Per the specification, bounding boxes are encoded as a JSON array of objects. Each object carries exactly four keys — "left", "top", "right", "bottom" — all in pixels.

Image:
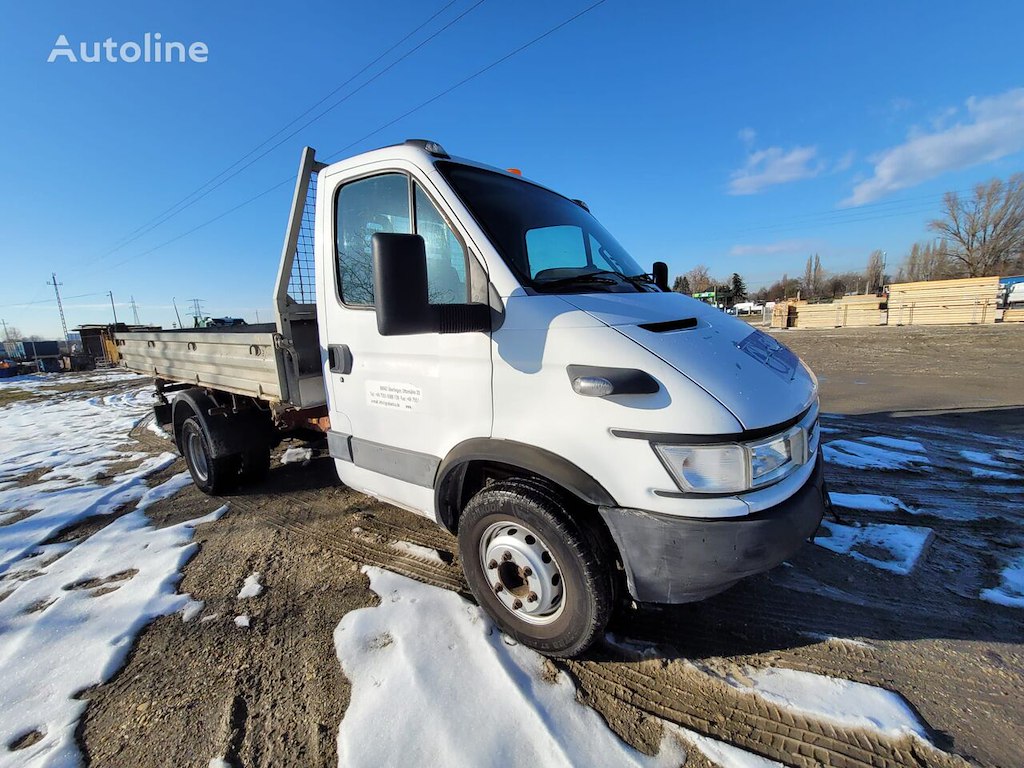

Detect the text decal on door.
[{"left": 366, "top": 381, "right": 422, "bottom": 411}]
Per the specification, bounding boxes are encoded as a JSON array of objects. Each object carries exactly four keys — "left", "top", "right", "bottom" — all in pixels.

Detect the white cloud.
[
  {"left": 729, "top": 145, "right": 824, "bottom": 195},
  {"left": 730, "top": 239, "right": 813, "bottom": 256},
  {"left": 737, "top": 127, "right": 757, "bottom": 146},
  {"left": 843, "top": 87, "right": 1024, "bottom": 206},
  {"left": 833, "top": 150, "right": 855, "bottom": 173}
]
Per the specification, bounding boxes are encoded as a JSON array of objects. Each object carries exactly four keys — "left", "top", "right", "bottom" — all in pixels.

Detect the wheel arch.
[{"left": 434, "top": 438, "right": 617, "bottom": 534}]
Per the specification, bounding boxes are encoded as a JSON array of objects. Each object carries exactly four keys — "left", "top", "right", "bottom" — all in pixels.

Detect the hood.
[{"left": 560, "top": 293, "right": 817, "bottom": 430}]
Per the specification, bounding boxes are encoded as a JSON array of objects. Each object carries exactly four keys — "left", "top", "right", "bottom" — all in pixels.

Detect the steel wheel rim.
[
  {"left": 187, "top": 430, "right": 209, "bottom": 482},
  {"left": 479, "top": 520, "right": 565, "bottom": 626}
]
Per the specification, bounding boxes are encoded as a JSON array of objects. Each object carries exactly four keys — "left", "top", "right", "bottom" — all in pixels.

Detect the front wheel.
[{"left": 457, "top": 479, "right": 614, "bottom": 657}]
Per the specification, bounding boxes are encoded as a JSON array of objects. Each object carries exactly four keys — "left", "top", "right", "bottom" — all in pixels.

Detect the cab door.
[{"left": 317, "top": 162, "right": 492, "bottom": 517}]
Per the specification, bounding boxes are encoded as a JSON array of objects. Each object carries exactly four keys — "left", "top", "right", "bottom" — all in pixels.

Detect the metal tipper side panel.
[{"left": 120, "top": 329, "right": 285, "bottom": 401}]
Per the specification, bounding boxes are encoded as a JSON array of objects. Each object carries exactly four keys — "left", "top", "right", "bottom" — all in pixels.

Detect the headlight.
[
  {"left": 654, "top": 444, "right": 748, "bottom": 494},
  {"left": 654, "top": 416, "right": 813, "bottom": 495},
  {"left": 748, "top": 425, "right": 805, "bottom": 488}
]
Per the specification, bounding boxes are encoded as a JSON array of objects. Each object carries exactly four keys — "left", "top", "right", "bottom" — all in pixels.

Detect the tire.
[
  {"left": 457, "top": 479, "right": 614, "bottom": 657},
  {"left": 180, "top": 416, "right": 240, "bottom": 495}
]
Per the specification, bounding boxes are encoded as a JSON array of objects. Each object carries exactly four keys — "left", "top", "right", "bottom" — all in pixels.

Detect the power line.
[
  {"left": 100, "top": 0, "right": 611, "bottom": 272},
  {"left": 90, "top": 0, "right": 481, "bottom": 266}
]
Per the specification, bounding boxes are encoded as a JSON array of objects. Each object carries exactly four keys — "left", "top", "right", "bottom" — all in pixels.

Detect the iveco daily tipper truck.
[{"left": 119, "top": 141, "right": 827, "bottom": 656}]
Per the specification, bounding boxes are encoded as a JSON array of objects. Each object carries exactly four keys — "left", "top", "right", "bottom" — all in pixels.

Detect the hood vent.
[{"left": 637, "top": 317, "right": 698, "bottom": 333}]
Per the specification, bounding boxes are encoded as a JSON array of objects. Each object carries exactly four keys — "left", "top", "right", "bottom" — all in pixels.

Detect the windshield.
[{"left": 437, "top": 162, "right": 652, "bottom": 293}]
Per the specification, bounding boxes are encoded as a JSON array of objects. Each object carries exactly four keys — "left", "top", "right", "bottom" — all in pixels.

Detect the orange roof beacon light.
[{"left": 506, "top": 168, "right": 523, "bottom": 176}]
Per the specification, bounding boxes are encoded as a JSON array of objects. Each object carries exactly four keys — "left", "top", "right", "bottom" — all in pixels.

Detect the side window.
[
  {"left": 335, "top": 173, "right": 410, "bottom": 305},
  {"left": 414, "top": 184, "right": 468, "bottom": 304}
]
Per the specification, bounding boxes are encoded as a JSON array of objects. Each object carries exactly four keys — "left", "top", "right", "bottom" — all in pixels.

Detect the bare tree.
[
  {"left": 865, "top": 250, "right": 885, "bottom": 293},
  {"left": 2, "top": 325, "right": 22, "bottom": 341},
  {"left": 802, "top": 254, "right": 825, "bottom": 298},
  {"left": 685, "top": 264, "right": 712, "bottom": 293},
  {"left": 895, "top": 241, "right": 957, "bottom": 282},
  {"left": 929, "top": 174, "right": 1024, "bottom": 277}
]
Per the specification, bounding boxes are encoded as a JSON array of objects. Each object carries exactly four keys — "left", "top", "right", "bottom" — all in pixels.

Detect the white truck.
[{"left": 119, "top": 141, "right": 827, "bottom": 656}]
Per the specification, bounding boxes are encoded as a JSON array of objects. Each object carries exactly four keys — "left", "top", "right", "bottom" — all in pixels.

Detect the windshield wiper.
[
  {"left": 533, "top": 270, "right": 623, "bottom": 290},
  {"left": 623, "top": 272, "right": 658, "bottom": 289}
]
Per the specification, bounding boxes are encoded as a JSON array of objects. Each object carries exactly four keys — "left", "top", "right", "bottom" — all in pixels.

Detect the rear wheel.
[
  {"left": 180, "top": 416, "right": 240, "bottom": 495},
  {"left": 457, "top": 479, "right": 614, "bottom": 657}
]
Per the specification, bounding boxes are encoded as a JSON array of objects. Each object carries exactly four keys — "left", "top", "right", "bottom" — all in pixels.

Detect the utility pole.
[
  {"left": 108, "top": 291, "right": 119, "bottom": 325},
  {"left": 129, "top": 296, "right": 140, "bottom": 325},
  {"left": 0, "top": 318, "right": 9, "bottom": 340},
  {"left": 48, "top": 273, "right": 69, "bottom": 342},
  {"left": 172, "top": 297, "right": 183, "bottom": 328},
  {"left": 189, "top": 298, "right": 205, "bottom": 328}
]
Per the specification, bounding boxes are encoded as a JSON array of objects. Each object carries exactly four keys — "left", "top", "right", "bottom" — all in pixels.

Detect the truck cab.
[
  {"left": 126, "top": 140, "right": 827, "bottom": 657},
  {"left": 314, "top": 140, "right": 825, "bottom": 655}
]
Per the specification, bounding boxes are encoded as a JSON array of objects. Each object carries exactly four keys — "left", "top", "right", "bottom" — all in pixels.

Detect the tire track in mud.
[{"left": 564, "top": 658, "right": 968, "bottom": 768}]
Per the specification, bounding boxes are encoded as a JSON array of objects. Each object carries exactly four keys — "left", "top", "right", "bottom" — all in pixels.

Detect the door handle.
[{"left": 328, "top": 344, "right": 352, "bottom": 375}]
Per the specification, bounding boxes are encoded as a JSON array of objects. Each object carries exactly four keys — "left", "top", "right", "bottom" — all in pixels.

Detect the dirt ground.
[{"left": 65, "top": 324, "right": 1024, "bottom": 767}]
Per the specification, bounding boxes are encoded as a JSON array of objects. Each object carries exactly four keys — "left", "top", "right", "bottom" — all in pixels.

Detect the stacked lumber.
[
  {"left": 1003, "top": 307, "right": 1024, "bottom": 323},
  {"left": 790, "top": 295, "right": 886, "bottom": 329},
  {"left": 887, "top": 277, "right": 1001, "bottom": 326},
  {"left": 770, "top": 302, "right": 794, "bottom": 329}
]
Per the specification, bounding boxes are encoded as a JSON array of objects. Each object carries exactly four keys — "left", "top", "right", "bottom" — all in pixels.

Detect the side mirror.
[
  {"left": 371, "top": 232, "right": 492, "bottom": 336},
  {"left": 372, "top": 233, "right": 435, "bottom": 336},
  {"left": 652, "top": 261, "right": 669, "bottom": 291}
]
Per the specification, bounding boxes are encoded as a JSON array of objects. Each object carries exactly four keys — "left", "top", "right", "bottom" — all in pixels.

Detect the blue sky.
[{"left": 2, "top": 0, "right": 1023, "bottom": 337}]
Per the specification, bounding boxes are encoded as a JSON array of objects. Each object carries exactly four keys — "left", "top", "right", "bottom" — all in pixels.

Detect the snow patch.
[
  {"left": 181, "top": 599, "right": 204, "bottom": 622},
  {"left": 237, "top": 572, "right": 263, "bottom": 599},
  {"left": 682, "top": 731, "right": 784, "bottom": 768},
  {"left": 389, "top": 540, "right": 445, "bottom": 565},
  {"left": 979, "top": 553, "right": 1024, "bottom": 608},
  {"left": 334, "top": 567, "right": 689, "bottom": 767},
  {"left": 959, "top": 449, "right": 1015, "bottom": 468},
  {"left": 862, "top": 436, "right": 926, "bottom": 453},
  {"left": 724, "top": 666, "right": 929, "bottom": 740},
  {"left": 234, "top": 614, "right": 251, "bottom": 628},
  {"left": 146, "top": 419, "right": 172, "bottom": 440},
  {"left": 281, "top": 447, "right": 312, "bottom": 465},
  {"left": 0, "top": 385, "right": 178, "bottom": 570},
  {"left": 814, "top": 520, "right": 933, "bottom": 574},
  {"left": 828, "top": 492, "right": 911, "bottom": 513},
  {"left": 823, "top": 439, "right": 930, "bottom": 471},
  {"left": 0, "top": 472, "right": 225, "bottom": 768},
  {"left": 968, "top": 466, "right": 1022, "bottom": 480}
]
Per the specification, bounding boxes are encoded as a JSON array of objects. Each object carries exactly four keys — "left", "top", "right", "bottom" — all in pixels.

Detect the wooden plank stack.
[
  {"left": 1003, "top": 307, "right": 1024, "bottom": 323},
  {"left": 789, "top": 294, "right": 886, "bottom": 329},
  {"left": 770, "top": 302, "right": 794, "bottom": 329},
  {"left": 887, "top": 276, "right": 1001, "bottom": 326}
]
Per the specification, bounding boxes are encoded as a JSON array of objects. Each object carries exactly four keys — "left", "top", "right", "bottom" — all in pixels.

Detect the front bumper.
[{"left": 599, "top": 454, "right": 827, "bottom": 603}]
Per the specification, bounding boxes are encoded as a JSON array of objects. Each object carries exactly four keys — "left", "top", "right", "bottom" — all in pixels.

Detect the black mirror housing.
[
  {"left": 652, "top": 261, "right": 669, "bottom": 291},
  {"left": 371, "top": 232, "right": 492, "bottom": 336},
  {"left": 372, "top": 233, "right": 435, "bottom": 336}
]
